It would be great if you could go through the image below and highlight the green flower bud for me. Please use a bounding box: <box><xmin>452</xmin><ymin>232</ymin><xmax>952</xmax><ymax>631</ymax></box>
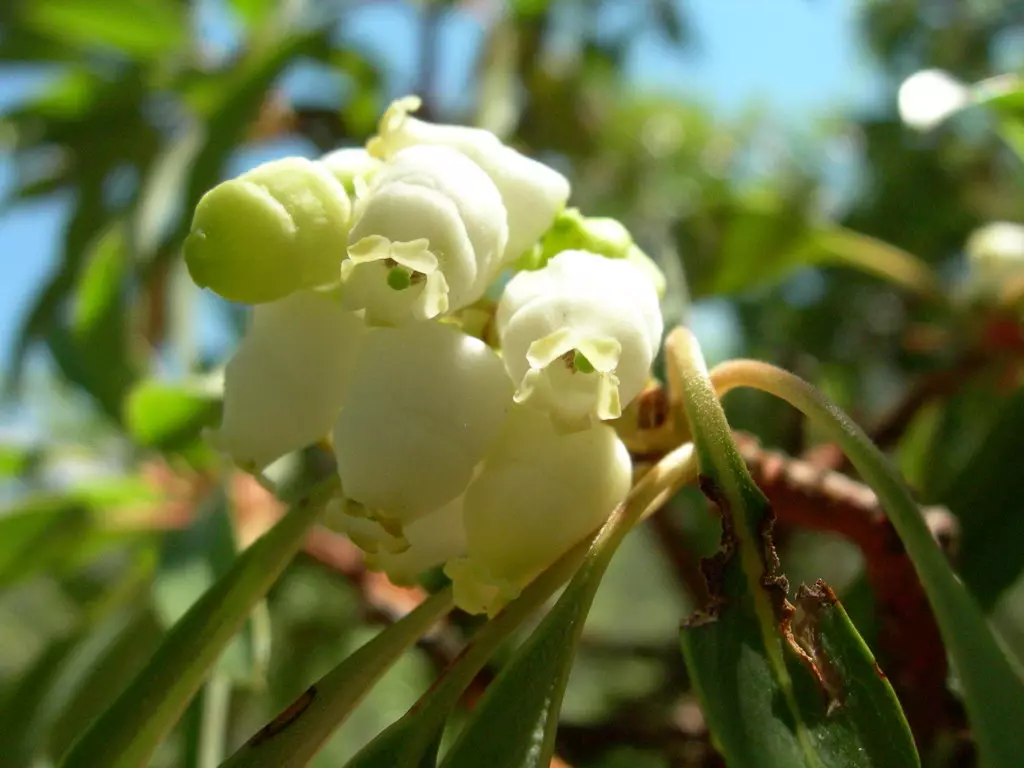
<box><xmin>540</xmin><ymin>208</ymin><xmax>634</xmax><ymax>262</ymax></box>
<box><xmin>185</xmin><ymin>157</ymin><xmax>352</xmax><ymax>304</ymax></box>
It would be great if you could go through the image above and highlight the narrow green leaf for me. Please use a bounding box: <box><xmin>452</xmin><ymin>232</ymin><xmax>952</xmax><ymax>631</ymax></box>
<box><xmin>125</xmin><ymin>378</ymin><xmax>222</xmax><ymax>454</ymax></box>
<box><xmin>222</xmin><ymin>589</ymin><xmax>453</xmax><ymax>768</ymax></box>
<box><xmin>814</xmin><ymin>227</ymin><xmax>942</xmax><ymax>302</ymax></box>
<box><xmin>22</xmin><ymin>0</ymin><xmax>186</xmax><ymax>58</ymax></box>
<box><xmin>942</xmin><ymin>388</ymin><xmax>1024</xmax><ymax>608</ymax></box>
<box><xmin>59</xmin><ymin>475</ymin><xmax>337</xmax><ymax>768</ymax></box>
<box><xmin>668</xmin><ymin>328</ymin><xmax>919</xmax><ymax>768</ymax></box>
<box><xmin>710</xmin><ymin>356</ymin><xmax>1024</xmax><ymax>768</ymax></box>
<box><xmin>182</xmin><ymin>675</ymin><xmax>233</xmax><ymax>768</ymax></box>
<box><xmin>343</xmin><ymin>447</ymin><xmax>698</xmax><ymax>768</ymax></box>
<box><xmin>153</xmin><ymin>487</ymin><xmax>270</xmax><ymax>687</ymax></box>
<box><xmin>441</xmin><ymin>445</ymin><xmax>698</xmax><ymax>768</ymax></box>
<box><xmin>342</xmin><ymin>544</ymin><xmax>599</xmax><ymax>768</ymax></box>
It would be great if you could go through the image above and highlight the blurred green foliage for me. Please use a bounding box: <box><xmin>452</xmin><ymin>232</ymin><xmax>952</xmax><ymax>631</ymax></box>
<box><xmin>1</xmin><ymin>1</ymin><xmax>1024</xmax><ymax>766</ymax></box>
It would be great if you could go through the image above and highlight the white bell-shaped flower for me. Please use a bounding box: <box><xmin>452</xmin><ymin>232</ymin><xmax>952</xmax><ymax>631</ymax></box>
<box><xmin>965</xmin><ymin>221</ymin><xmax>1024</xmax><ymax>297</ymax></box>
<box><xmin>445</xmin><ymin>407</ymin><xmax>632</xmax><ymax>616</ymax></box>
<box><xmin>185</xmin><ymin>157</ymin><xmax>352</xmax><ymax>304</ymax></box>
<box><xmin>332</xmin><ymin>321</ymin><xmax>514</xmax><ymax>530</ymax></box>
<box><xmin>498</xmin><ymin>250</ymin><xmax>663</xmax><ymax>428</ymax></box>
<box><xmin>343</xmin><ymin>145</ymin><xmax>508</xmax><ymax>325</ymax></box>
<box><xmin>319</xmin><ymin>147</ymin><xmax>382</xmax><ymax>194</ymax></box>
<box><xmin>368</xmin><ymin>96</ymin><xmax>570</xmax><ymax>264</ymax></box>
<box><xmin>210</xmin><ymin>290</ymin><xmax>366</xmax><ymax>472</ymax></box>
<box><xmin>897</xmin><ymin>69</ymin><xmax>972</xmax><ymax>132</ymax></box>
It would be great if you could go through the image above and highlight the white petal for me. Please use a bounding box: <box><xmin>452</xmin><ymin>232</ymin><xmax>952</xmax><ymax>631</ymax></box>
<box><xmin>365</xmin><ymin>495</ymin><xmax>468</xmax><ymax>586</ymax></box>
<box><xmin>369</xmin><ymin>97</ymin><xmax>570</xmax><ymax>264</ymax></box>
<box><xmin>319</xmin><ymin>147</ymin><xmax>382</xmax><ymax>192</ymax></box>
<box><xmin>332</xmin><ymin>322</ymin><xmax>514</xmax><ymax>527</ymax></box>
<box><xmin>210</xmin><ymin>290</ymin><xmax>366</xmax><ymax>472</ymax></box>
<box><xmin>374</xmin><ymin>145</ymin><xmax>508</xmax><ymax>286</ymax></box>
<box><xmin>498</xmin><ymin>251</ymin><xmax>663</xmax><ymax>427</ymax></box>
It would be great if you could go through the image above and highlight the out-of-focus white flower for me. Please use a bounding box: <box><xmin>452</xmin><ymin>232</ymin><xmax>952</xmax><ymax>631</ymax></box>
<box><xmin>319</xmin><ymin>147</ymin><xmax>382</xmax><ymax>194</ymax></box>
<box><xmin>965</xmin><ymin>221</ymin><xmax>1024</xmax><ymax>296</ymax></box>
<box><xmin>445</xmin><ymin>407</ymin><xmax>632</xmax><ymax>616</ymax></box>
<box><xmin>343</xmin><ymin>145</ymin><xmax>508</xmax><ymax>325</ymax></box>
<box><xmin>332</xmin><ymin>321</ymin><xmax>514</xmax><ymax>530</ymax></box>
<box><xmin>498</xmin><ymin>250</ymin><xmax>663</xmax><ymax>428</ymax></box>
<box><xmin>368</xmin><ymin>96</ymin><xmax>570</xmax><ymax>264</ymax></box>
<box><xmin>210</xmin><ymin>290</ymin><xmax>366</xmax><ymax>472</ymax></box>
<box><xmin>897</xmin><ymin>69</ymin><xmax>972</xmax><ymax>132</ymax></box>
<box><xmin>184</xmin><ymin>157</ymin><xmax>352</xmax><ymax>304</ymax></box>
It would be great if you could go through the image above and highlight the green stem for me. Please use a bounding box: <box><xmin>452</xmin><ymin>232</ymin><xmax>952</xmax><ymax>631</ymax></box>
<box><xmin>710</xmin><ymin>358</ymin><xmax>1024</xmax><ymax>768</ymax></box>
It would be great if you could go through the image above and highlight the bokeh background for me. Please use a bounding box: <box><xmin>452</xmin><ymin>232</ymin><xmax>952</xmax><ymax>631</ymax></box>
<box><xmin>1</xmin><ymin>1</ymin><xmax>1023</xmax><ymax>766</ymax></box>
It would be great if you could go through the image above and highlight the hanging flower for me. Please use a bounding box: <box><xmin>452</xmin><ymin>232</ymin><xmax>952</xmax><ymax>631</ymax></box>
<box><xmin>498</xmin><ymin>250</ymin><xmax>663</xmax><ymax>429</ymax></box>
<box><xmin>209</xmin><ymin>289</ymin><xmax>366</xmax><ymax>472</ymax></box>
<box><xmin>367</xmin><ymin>96</ymin><xmax>570</xmax><ymax>264</ymax></box>
<box><xmin>332</xmin><ymin>321</ymin><xmax>514</xmax><ymax>532</ymax></box>
<box><xmin>342</xmin><ymin>145</ymin><xmax>508</xmax><ymax>325</ymax></box>
<box><xmin>445</xmin><ymin>406</ymin><xmax>632</xmax><ymax>616</ymax></box>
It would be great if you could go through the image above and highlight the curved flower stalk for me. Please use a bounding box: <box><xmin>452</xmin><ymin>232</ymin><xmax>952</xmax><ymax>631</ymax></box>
<box><xmin>209</xmin><ymin>290</ymin><xmax>366</xmax><ymax>473</ymax></box>
<box><xmin>498</xmin><ymin>250</ymin><xmax>663</xmax><ymax>428</ymax></box>
<box><xmin>184</xmin><ymin>157</ymin><xmax>352</xmax><ymax>304</ymax></box>
<box><xmin>342</xmin><ymin>145</ymin><xmax>508</xmax><ymax>325</ymax></box>
<box><xmin>367</xmin><ymin>96</ymin><xmax>570</xmax><ymax>264</ymax></box>
<box><xmin>445</xmin><ymin>406</ymin><xmax>632</xmax><ymax>616</ymax></box>
<box><xmin>332</xmin><ymin>321</ymin><xmax>514</xmax><ymax>533</ymax></box>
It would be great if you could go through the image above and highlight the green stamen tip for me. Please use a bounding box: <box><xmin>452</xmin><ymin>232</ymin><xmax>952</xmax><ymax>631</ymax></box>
<box><xmin>387</xmin><ymin>266</ymin><xmax>413</xmax><ymax>291</ymax></box>
<box><xmin>573</xmin><ymin>350</ymin><xmax>596</xmax><ymax>374</ymax></box>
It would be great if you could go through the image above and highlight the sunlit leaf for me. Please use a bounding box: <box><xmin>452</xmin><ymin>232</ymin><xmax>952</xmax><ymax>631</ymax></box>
<box><xmin>21</xmin><ymin>0</ymin><xmax>186</xmax><ymax>59</ymax></box>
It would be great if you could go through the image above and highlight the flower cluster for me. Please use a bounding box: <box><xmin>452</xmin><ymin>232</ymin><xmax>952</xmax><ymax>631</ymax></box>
<box><xmin>184</xmin><ymin>96</ymin><xmax>664</xmax><ymax>615</ymax></box>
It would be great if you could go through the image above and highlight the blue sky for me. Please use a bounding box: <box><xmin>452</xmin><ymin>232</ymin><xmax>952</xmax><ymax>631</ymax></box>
<box><xmin>0</xmin><ymin>0</ymin><xmax>876</xmax><ymax>376</ymax></box>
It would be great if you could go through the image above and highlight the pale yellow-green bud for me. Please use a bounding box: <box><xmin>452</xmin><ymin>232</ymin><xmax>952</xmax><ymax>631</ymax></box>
<box><xmin>539</xmin><ymin>208</ymin><xmax>633</xmax><ymax>262</ymax></box>
<box><xmin>445</xmin><ymin>407</ymin><xmax>632</xmax><ymax>616</ymax></box>
<box><xmin>185</xmin><ymin>157</ymin><xmax>352</xmax><ymax>304</ymax></box>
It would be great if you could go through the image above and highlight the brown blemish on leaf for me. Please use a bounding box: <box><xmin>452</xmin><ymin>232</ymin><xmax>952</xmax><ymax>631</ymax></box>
<box><xmin>248</xmin><ymin>686</ymin><xmax>317</xmax><ymax>747</ymax></box>
<box><xmin>681</xmin><ymin>475</ymin><xmax>736</xmax><ymax>627</ymax></box>
<box><xmin>793</xmin><ymin>581</ymin><xmax>846</xmax><ymax>716</ymax></box>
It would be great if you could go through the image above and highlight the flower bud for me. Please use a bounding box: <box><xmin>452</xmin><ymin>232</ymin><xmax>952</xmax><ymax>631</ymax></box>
<box><xmin>185</xmin><ymin>157</ymin><xmax>352</xmax><ymax>304</ymax></box>
<box><xmin>319</xmin><ymin>147</ymin><xmax>382</xmax><ymax>194</ymax></box>
<box><xmin>209</xmin><ymin>290</ymin><xmax>366</xmax><ymax>472</ymax></box>
<box><xmin>368</xmin><ymin>96</ymin><xmax>570</xmax><ymax>264</ymax></box>
<box><xmin>343</xmin><ymin>145</ymin><xmax>508</xmax><ymax>325</ymax></box>
<box><xmin>540</xmin><ymin>208</ymin><xmax>633</xmax><ymax>261</ymax></box>
<box><xmin>445</xmin><ymin>407</ymin><xmax>632</xmax><ymax>616</ymax></box>
<box><xmin>498</xmin><ymin>250</ymin><xmax>663</xmax><ymax>428</ymax></box>
<box><xmin>332</xmin><ymin>321</ymin><xmax>514</xmax><ymax>529</ymax></box>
